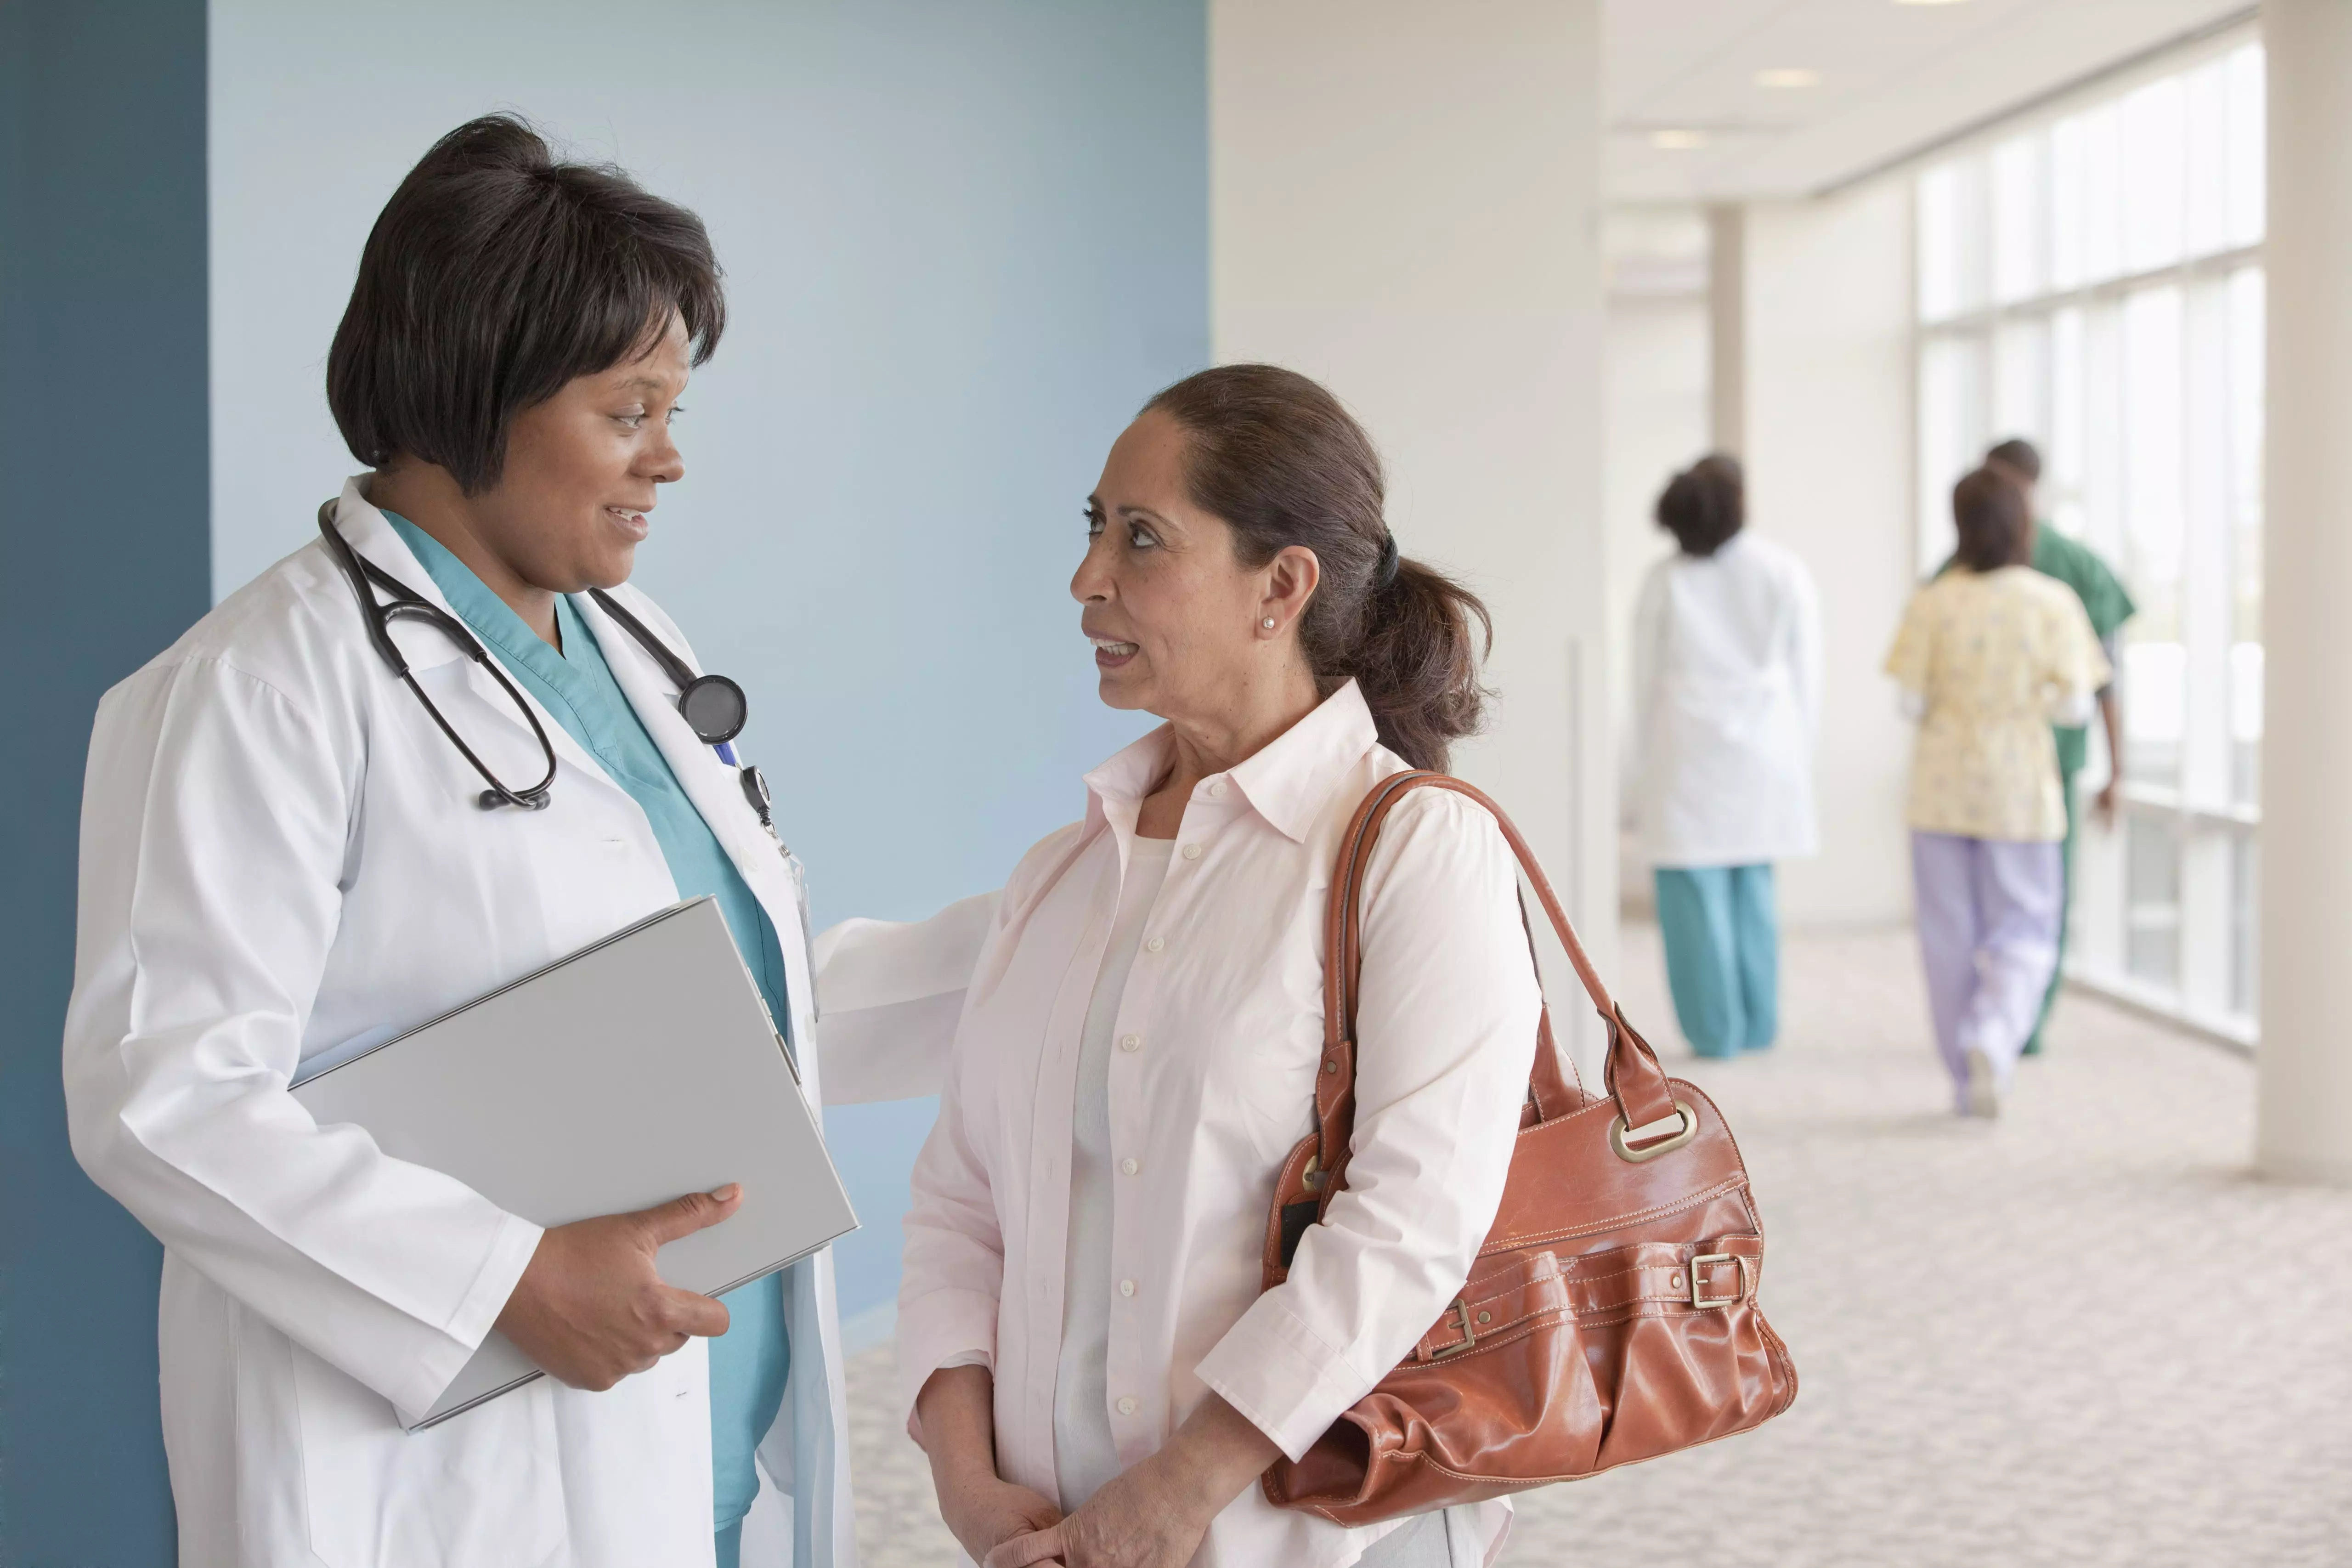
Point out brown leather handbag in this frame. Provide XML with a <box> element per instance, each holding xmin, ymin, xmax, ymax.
<box><xmin>1259</xmin><ymin>771</ymin><xmax>1797</xmax><ymax>1524</ymax></box>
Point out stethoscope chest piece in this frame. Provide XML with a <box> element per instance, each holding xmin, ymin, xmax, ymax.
<box><xmin>676</xmin><ymin>673</ymin><xmax>748</xmax><ymax>747</ymax></box>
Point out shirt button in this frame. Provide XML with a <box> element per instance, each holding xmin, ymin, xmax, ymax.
<box><xmin>1120</xmin><ymin>1033</ymin><xmax>1141</xmax><ymax>1052</ymax></box>
<box><xmin>1145</xmin><ymin>936</ymin><xmax>1165</xmax><ymax>953</ymax></box>
<box><xmin>1117</xmin><ymin>1395</ymin><xmax>1139</xmax><ymax>1415</ymax></box>
<box><xmin>1119</xmin><ymin>1279</ymin><xmax>1137</xmax><ymax>1297</ymax></box>
<box><xmin>1208</xmin><ymin>779</ymin><xmax>1227</xmax><ymax>798</ymax></box>
<box><xmin>1120</xmin><ymin>1157</ymin><xmax>1140</xmax><ymax>1176</ymax></box>
<box><xmin>1181</xmin><ymin>843</ymin><xmax>1203</xmax><ymax>861</ymax></box>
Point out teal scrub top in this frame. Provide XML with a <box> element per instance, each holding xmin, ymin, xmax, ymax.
<box><xmin>383</xmin><ymin>514</ymin><xmax>790</xmax><ymax>1542</ymax></box>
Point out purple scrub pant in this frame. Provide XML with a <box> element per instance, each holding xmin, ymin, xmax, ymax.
<box><xmin>1910</xmin><ymin>832</ymin><xmax>2064</xmax><ymax>1107</ymax></box>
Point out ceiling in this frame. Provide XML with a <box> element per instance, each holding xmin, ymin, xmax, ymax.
<box><xmin>1606</xmin><ymin>0</ymin><xmax>2255</xmax><ymax>203</ymax></box>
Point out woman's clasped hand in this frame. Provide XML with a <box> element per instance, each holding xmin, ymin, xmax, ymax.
<box><xmin>977</xmin><ymin>1393</ymin><xmax>1281</xmax><ymax>1567</ymax></box>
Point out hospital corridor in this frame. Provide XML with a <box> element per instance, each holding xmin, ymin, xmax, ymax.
<box><xmin>8</xmin><ymin>2</ymin><xmax>2352</xmax><ymax>1566</ymax></box>
<box><xmin>844</xmin><ymin>926</ymin><xmax>2352</xmax><ymax>1566</ymax></box>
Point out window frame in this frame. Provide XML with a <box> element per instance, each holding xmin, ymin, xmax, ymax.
<box><xmin>1911</xmin><ymin>31</ymin><xmax>2265</xmax><ymax>1051</ymax></box>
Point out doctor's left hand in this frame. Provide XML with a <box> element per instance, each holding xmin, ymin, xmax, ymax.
<box><xmin>494</xmin><ymin>1183</ymin><xmax>744</xmax><ymax>1390</ymax></box>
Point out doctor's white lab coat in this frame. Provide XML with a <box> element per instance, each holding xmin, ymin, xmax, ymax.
<box><xmin>1630</xmin><ymin>531</ymin><xmax>1822</xmax><ymax>869</ymax></box>
<box><xmin>62</xmin><ymin>480</ymin><xmax>955</xmax><ymax>1568</ymax></box>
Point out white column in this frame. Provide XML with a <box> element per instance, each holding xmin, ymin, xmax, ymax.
<box><xmin>1736</xmin><ymin>184</ymin><xmax>1919</xmax><ymax>927</ymax></box>
<box><xmin>1707</xmin><ymin>205</ymin><xmax>1747</xmax><ymax>458</ymax></box>
<box><xmin>1210</xmin><ymin>0</ymin><xmax>1611</xmax><ymax>1064</ymax></box>
<box><xmin>2258</xmin><ymin>0</ymin><xmax>2352</xmax><ymax>1184</ymax></box>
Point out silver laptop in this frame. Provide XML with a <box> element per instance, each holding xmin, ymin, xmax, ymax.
<box><xmin>291</xmin><ymin>896</ymin><xmax>858</xmax><ymax>1430</ymax></box>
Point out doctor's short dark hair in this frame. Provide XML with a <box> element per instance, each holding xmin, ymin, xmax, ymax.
<box><xmin>326</xmin><ymin>114</ymin><xmax>725</xmax><ymax>495</ymax></box>
<box><xmin>1654</xmin><ymin>453</ymin><xmax>1745</xmax><ymax>557</ymax></box>
<box><xmin>1951</xmin><ymin>464</ymin><xmax>2031</xmax><ymax>572</ymax></box>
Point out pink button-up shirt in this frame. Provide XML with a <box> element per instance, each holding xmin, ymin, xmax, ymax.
<box><xmin>896</xmin><ymin>683</ymin><xmax>1542</xmax><ymax>1567</ymax></box>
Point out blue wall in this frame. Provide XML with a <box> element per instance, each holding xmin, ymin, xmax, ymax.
<box><xmin>0</xmin><ymin>4</ymin><xmax>1204</xmax><ymax>1556</ymax></box>
<box><xmin>205</xmin><ymin>0</ymin><xmax>1209</xmax><ymax>1330</ymax></box>
<box><xmin>622</xmin><ymin>2</ymin><xmax>1210</xmax><ymax>1323</ymax></box>
<box><xmin>0</xmin><ymin>2</ymin><xmax>210</xmax><ymax>1562</ymax></box>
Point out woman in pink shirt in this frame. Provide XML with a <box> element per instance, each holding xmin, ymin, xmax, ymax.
<box><xmin>877</xmin><ymin>366</ymin><xmax>1547</xmax><ymax>1568</ymax></box>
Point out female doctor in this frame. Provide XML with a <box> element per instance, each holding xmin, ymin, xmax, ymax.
<box><xmin>63</xmin><ymin>117</ymin><xmax>873</xmax><ymax>1568</ymax></box>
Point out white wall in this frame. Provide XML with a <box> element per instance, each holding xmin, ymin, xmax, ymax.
<box><xmin>1739</xmin><ymin>181</ymin><xmax>1918</xmax><ymax>925</ymax></box>
<box><xmin>2259</xmin><ymin>0</ymin><xmax>2352</xmax><ymax>1182</ymax></box>
<box><xmin>1600</xmin><ymin>211</ymin><xmax>1712</xmax><ymax>914</ymax></box>
<box><xmin>1208</xmin><ymin>0</ymin><xmax>1613</xmax><ymax>1064</ymax></box>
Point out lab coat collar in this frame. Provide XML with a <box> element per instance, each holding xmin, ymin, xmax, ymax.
<box><xmin>579</xmin><ymin>588</ymin><xmax>854</xmax><ymax>1563</ymax></box>
<box><xmin>325</xmin><ymin>476</ymin><xmax>472</xmax><ymax>674</ymax></box>
<box><xmin>1081</xmin><ymin>679</ymin><xmax>1383</xmax><ymax>846</ymax></box>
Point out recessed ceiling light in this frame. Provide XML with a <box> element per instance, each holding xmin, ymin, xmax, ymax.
<box><xmin>1651</xmin><ymin>129</ymin><xmax>1709</xmax><ymax>151</ymax></box>
<box><xmin>1754</xmin><ymin>68</ymin><xmax>1821</xmax><ymax>88</ymax></box>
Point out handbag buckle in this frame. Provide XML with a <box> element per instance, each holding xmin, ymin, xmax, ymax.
<box><xmin>1610</xmin><ymin>1100</ymin><xmax>1699</xmax><ymax>1163</ymax></box>
<box><xmin>1689</xmin><ymin>1252</ymin><xmax>1749</xmax><ymax>1309</ymax></box>
<box><xmin>1430</xmin><ymin>1298</ymin><xmax>1478</xmax><ymax>1359</ymax></box>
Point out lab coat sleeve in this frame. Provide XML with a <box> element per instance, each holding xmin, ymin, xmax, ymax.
<box><xmin>62</xmin><ymin>658</ymin><xmax>542</xmax><ymax>1420</ymax></box>
<box><xmin>1195</xmin><ymin>789</ymin><xmax>1542</xmax><ymax>1460</ymax></box>
<box><xmin>810</xmin><ymin>891</ymin><xmax>999</xmax><ymax>1105</ymax></box>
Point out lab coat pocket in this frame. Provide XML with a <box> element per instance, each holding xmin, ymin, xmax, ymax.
<box><xmin>293</xmin><ymin>1346</ymin><xmax>567</xmax><ymax>1568</ymax></box>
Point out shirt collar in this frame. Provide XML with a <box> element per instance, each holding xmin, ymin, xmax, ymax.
<box><xmin>1080</xmin><ymin>679</ymin><xmax>1383</xmax><ymax>845</ymax></box>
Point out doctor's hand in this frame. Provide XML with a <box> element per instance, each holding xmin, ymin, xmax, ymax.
<box><xmin>494</xmin><ymin>1184</ymin><xmax>743</xmax><ymax>1391</ymax></box>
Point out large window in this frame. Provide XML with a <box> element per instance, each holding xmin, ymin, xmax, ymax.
<box><xmin>1914</xmin><ymin>38</ymin><xmax>2264</xmax><ymax>1044</ymax></box>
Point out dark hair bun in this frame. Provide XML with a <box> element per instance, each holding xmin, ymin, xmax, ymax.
<box><xmin>1655</xmin><ymin>453</ymin><xmax>1745</xmax><ymax>558</ymax></box>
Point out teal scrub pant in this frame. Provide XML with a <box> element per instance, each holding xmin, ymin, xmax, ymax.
<box><xmin>711</xmin><ymin>1270</ymin><xmax>791</xmax><ymax>1568</ymax></box>
<box><xmin>1654</xmin><ymin>865</ymin><xmax>1779</xmax><ymax>1058</ymax></box>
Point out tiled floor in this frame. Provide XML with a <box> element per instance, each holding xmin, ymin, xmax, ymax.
<box><xmin>844</xmin><ymin>923</ymin><xmax>2352</xmax><ymax>1567</ymax></box>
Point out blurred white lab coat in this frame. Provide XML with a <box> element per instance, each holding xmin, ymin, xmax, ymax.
<box><xmin>1630</xmin><ymin>531</ymin><xmax>1821</xmax><ymax>869</ymax></box>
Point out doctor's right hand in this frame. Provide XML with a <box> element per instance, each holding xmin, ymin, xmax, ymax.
<box><xmin>493</xmin><ymin>1183</ymin><xmax>744</xmax><ymax>1391</ymax></box>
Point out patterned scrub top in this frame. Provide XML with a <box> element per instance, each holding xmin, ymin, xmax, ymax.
<box><xmin>1884</xmin><ymin>564</ymin><xmax>2111</xmax><ymax>842</ymax></box>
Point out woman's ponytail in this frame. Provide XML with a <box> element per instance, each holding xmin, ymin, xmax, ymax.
<box><xmin>1142</xmin><ymin>364</ymin><xmax>1492</xmax><ymax>772</ymax></box>
<box><xmin>1353</xmin><ymin>555</ymin><xmax>1493</xmax><ymax>772</ymax></box>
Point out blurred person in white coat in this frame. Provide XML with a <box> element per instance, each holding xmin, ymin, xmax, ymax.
<box><xmin>1630</xmin><ymin>455</ymin><xmax>1821</xmax><ymax>1059</ymax></box>
<box><xmin>62</xmin><ymin>118</ymin><xmax>892</xmax><ymax>1568</ymax></box>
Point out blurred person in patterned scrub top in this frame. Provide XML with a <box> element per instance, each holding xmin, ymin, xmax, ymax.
<box><xmin>1887</xmin><ymin>466</ymin><xmax>2109</xmax><ymax>1119</ymax></box>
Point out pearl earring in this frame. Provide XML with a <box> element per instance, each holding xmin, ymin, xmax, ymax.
<box><xmin>1262</xmin><ymin>617</ymin><xmax>1278</xmax><ymax>630</ymax></box>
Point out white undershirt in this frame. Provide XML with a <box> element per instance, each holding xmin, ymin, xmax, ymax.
<box><xmin>1052</xmin><ymin>833</ymin><xmax>1175</xmax><ymax>1512</ymax></box>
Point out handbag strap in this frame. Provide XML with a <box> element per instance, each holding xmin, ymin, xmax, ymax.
<box><xmin>1308</xmin><ymin>772</ymin><xmax>1683</xmax><ymax>1194</ymax></box>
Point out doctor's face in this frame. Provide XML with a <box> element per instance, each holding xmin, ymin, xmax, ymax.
<box><xmin>469</xmin><ymin>313</ymin><xmax>692</xmax><ymax>593</ymax></box>
<box><xmin>1073</xmin><ymin>410</ymin><xmax>1277</xmax><ymax>724</ymax></box>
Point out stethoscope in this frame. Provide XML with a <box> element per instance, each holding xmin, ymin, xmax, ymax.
<box><xmin>317</xmin><ymin>500</ymin><xmax>780</xmax><ymax>834</ymax></box>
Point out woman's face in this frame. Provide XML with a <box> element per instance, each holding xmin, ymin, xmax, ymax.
<box><xmin>468</xmin><ymin>313</ymin><xmax>692</xmax><ymax>592</ymax></box>
<box><xmin>1072</xmin><ymin>410</ymin><xmax>1316</xmax><ymax>723</ymax></box>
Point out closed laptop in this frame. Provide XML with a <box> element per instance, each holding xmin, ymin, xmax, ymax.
<box><xmin>291</xmin><ymin>896</ymin><xmax>857</xmax><ymax>1429</ymax></box>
